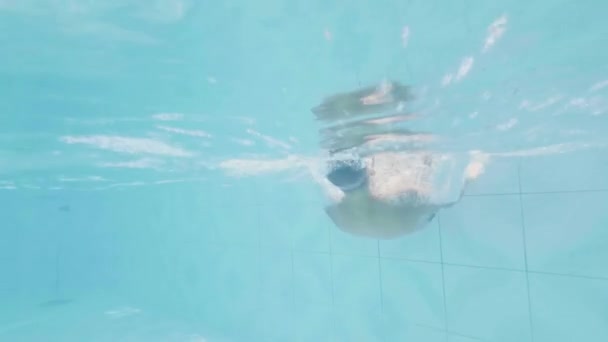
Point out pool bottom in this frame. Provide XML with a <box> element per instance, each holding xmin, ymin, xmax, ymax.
<box><xmin>0</xmin><ymin>294</ymin><xmax>219</xmax><ymax>342</ymax></box>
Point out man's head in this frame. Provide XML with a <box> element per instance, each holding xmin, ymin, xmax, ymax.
<box><xmin>326</xmin><ymin>158</ymin><xmax>368</xmax><ymax>193</ymax></box>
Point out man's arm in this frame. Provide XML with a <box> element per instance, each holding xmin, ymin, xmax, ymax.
<box><xmin>439</xmin><ymin>153</ymin><xmax>488</xmax><ymax>209</ymax></box>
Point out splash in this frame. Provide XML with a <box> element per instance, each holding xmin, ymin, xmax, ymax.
<box><xmin>483</xmin><ymin>15</ymin><xmax>508</xmax><ymax>53</ymax></box>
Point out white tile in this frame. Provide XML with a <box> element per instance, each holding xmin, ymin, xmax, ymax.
<box><xmin>381</xmin><ymin>259</ymin><xmax>445</xmax><ymax>329</ymax></box>
<box><xmin>0</xmin><ymin>227</ymin><xmax>17</xmax><ymax>263</ymax></box>
<box><xmin>381</xmin><ymin>323</ymin><xmax>447</xmax><ymax>342</ymax></box>
<box><xmin>330</xmin><ymin>228</ymin><xmax>379</xmax><ymax>257</ymax></box>
<box><xmin>440</xmin><ymin>195</ymin><xmax>526</xmax><ymax>270</ymax></box>
<box><xmin>208</xmin><ymin>180</ymin><xmax>263</xmax><ymax>207</ymax></box>
<box><xmin>448</xmin><ymin>334</ymin><xmax>484</xmax><ymax>342</ymax></box>
<box><xmin>14</xmin><ymin>220</ymin><xmax>58</xmax><ymax>301</ymax></box>
<box><xmin>380</xmin><ymin>219</ymin><xmax>441</xmax><ymax>263</ymax></box>
<box><xmin>204</xmin><ymin>248</ymin><xmax>259</xmax><ymax>311</ymax></box>
<box><xmin>163</xmin><ymin>245</ymin><xmax>221</xmax><ymax>318</ymax></box>
<box><xmin>292</xmin><ymin>252</ymin><xmax>333</xmax><ymax>310</ymax></box>
<box><xmin>252</xmin><ymin>305</ymin><xmax>296</xmax><ymax>341</ymax></box>
<box><xmin>58</xmin><ymin>240</ymin><xmax>119</xmax><ymax>295</ymax></box>
<box><xmin>259</xmin><ymin>203</ymin><xmax>331</xmax><ymax>253</ymax></box>
<box><xmin>333</xmin><ymin>307</ymin><xmax>385</xmax><ymax>342</ymax></box>
<box><xmin>0</xmin><ymin>196</ymin><xmax>21</xmax><ymax>295</ymax></box>
<box><xmin>0</xmin><ymin>201</ymin><xmax>19</xmax><ymax>258</ymax></box>
<box><xmin>444</xmin><ymin>265</ymin><xmax>532</xmax><ymax>342</ymax></box>
<box><xmin>259</xmin><ymin>204</ymin><xmax>293</xmax><ymax>250</ymax></box>
<box><xmin>520</xmin><ymin>150</ymin><xmax>608</xmax><ymax>192</ymax></box>
<box><xmin>292</xmin><ymin>205</ymin><xmax>332</xmax><ymax>253</ymax></box>
<box><xmin>258</xmin><ymin>249</ymin><xmax>293</xmax><ymax>309</ymax></box>
<box><xmin>523</xmin><ymin>192</ymin><xmax>608</xmax><ymax>278</ymax></box>
<box><xmin>529</xmin><ymin>273</ymin><xmax>608</xmax><ymax>342</ymax></box>
<box><xmin>257</xmin><ymin>179</ymin><xmax>324</xmax><ymax>205</ymax></box>
<box><xmin>155</xmin><ymin>191</ymin><xmax>221</xmax><ymax>247</ymax></box>
<box><xmin>211</xmin><ymin>204</ymin><xmax>260</xmax><ymax>248</ymax></box>
<box><xmin>291</xmin><ymin>306</ymin><xmax>333</xmax><ymax>342</ymax></box>
<box><xmin>332</xmin><ymin>255</ymin><xmax>382</xmax><ymax>312</ymax></box>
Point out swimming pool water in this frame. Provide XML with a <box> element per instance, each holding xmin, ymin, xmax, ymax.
<box><xmin>1</xmin><ymin>1</ymin><xmax>608</xmax><ymax>341</ymax></box>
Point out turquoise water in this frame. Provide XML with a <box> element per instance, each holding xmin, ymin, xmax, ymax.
<box><xmin>2</xmin><ymin>1</ymin><xmax>608</xmax><ymax>341</ymax></box>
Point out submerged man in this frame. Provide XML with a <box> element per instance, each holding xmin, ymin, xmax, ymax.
<box><xmin>320</xmin><ymin>151</ymin><xmax>484</xmax><ymax>239</ymax></box>
<box><xmin>314</xmin><ymin>80</ymin><xmax>486</xmax><ymax>239</ymax></box>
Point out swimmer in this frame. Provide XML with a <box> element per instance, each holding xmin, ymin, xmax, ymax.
<box><xmin>312</xmin><ymin>79</ymin><xmax>486</xmax><ymax>239</ymax></box>
<box><xmin>320</xmin><ymin>151</ymin><xmax>485</xmax><ymax>239</ymax></box>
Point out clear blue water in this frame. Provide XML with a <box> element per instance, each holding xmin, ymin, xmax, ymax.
<box><xmin>2</xmin><ymin>1</ymin><xmax>608</xmax><ymax>341</ymax></box>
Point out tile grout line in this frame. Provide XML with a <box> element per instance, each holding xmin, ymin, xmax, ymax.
<box><xmin>290</xmin><ymin>214</ymin><xmax>296</xmax><ymax>308</ymax></box>
<box><xmin>518</xmin><ymin>161</ymin><xmax>535</xmax><ymax>342</ymax></box>
<box><xmin>285</xmin><ymin>249</ymin><xmax>608</xmax><ymax>280</ymax></box>
<box><xmin>290</xmin><ymin>249</ymin><xmax>296</xmax><ymax>307</ymax></box>
<box><xmin>256</xmin><ymin>204</ymin><xmax>263</xmax><ymax>310</ymax></box>
<box><xmin>529</xmin><ymin>269</ymin><xmax>608</xmax><ymax>281</ymax></box>
<box><xmin>54</xmin><ymin>235</ymin><xmax>61</xmax><ymax>299</ymax></box>
<box><xmin>244</xmin><ymin>246</ymin><xmax>608</xmax><ymax>282</ymax></box>
<box><xmin>411</xmin><ymin>321</ymin><xmax>490</xmax><ymax>341</ymax></box>
<box><xmin>328</xmin><ymin>223</ymin><xmax>336</xmax><ymax>334</ymax></box>
<box><xmin>437</xmin><ymin>214</ymin><xmax>450</xmax><ymax>341</ymax></box>
<box><xmin>377</xmin><ymin>240</ymin><xmax>384</xmax><ymax>313</ymax></box>
<box><xmin>276</xmin><ymin>187</ymin><xmax>608</xmax><ymax>208</ymax></box>
<box><xmin>414</xmin><ymin>322</ymin><xmax>487</xmax><ymax>342</ymax></box>
<box><xmin>328</xmin><ymin>226</ymin><xmax>335</xmax><ymax>306</ymax></box>
<box><xmin>464</xmin><ymin>188</ymin><xmax>608</xmax><ymax>197</ymax></box>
